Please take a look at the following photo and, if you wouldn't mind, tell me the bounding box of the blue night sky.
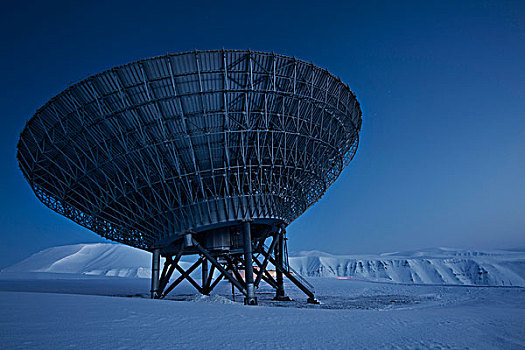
[0,1,523,267]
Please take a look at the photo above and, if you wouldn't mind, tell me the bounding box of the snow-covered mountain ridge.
[3,244,153,278]
[3,244,525,287]
[289,248,525,286]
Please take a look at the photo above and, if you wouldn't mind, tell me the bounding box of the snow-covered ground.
[0,277,524,349]
[1,244,524,349]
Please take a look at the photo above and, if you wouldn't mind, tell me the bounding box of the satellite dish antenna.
[17,50,362,305]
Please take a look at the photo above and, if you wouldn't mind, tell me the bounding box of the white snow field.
[1,244,524,349]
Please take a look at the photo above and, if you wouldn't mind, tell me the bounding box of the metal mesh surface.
[17,50,362,249]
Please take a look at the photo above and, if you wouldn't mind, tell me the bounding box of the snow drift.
[3,244,525,287]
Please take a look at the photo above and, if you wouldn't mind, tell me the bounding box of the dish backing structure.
[17,49,362,304]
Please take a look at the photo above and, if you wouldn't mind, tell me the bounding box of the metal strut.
[242,221,257,305]
[150,248,160,298]
[273,228,289,301]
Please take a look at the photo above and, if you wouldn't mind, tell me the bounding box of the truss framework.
[17,50,362,250]
[151,224,318,305]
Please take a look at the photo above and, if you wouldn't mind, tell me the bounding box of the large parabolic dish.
[17,50,362,303]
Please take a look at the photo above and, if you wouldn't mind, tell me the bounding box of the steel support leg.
[157,250,183,297]
[150,248,160,299]
[203,264,215,294]
[273,229,292,301]
[201,258,209,294]
[242,221,257,305]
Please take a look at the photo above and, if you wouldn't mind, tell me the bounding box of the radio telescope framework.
[17,50,362,304]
